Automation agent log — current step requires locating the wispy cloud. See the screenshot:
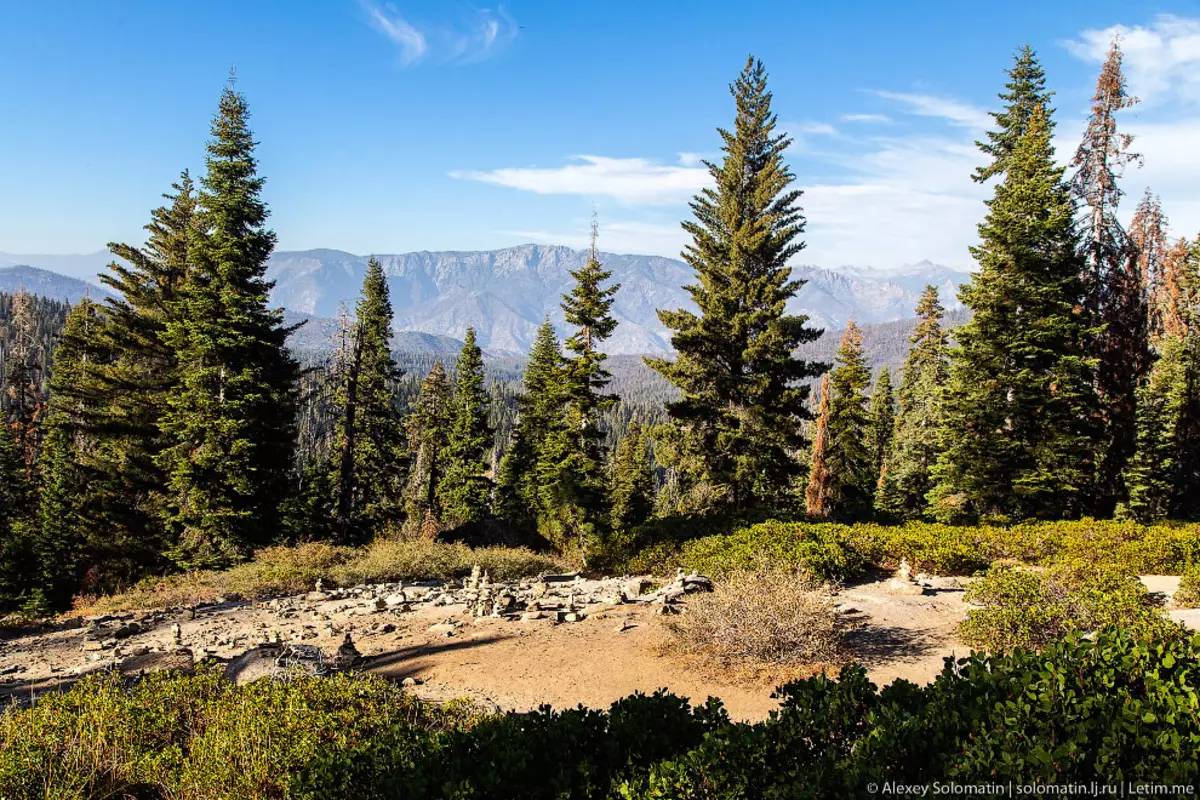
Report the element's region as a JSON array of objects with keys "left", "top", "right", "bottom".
[
  {"left": 1062, "top": 14, "right": 1200, "bottom": 104},
  {"left": 503, "top": 220, "right": 689, "bottom": 255},
  {"left": 841, "top": 113, "right": 893, "bottom": 124},
  {"left": 873, "top": 90, "right": 991, "bottom": 130},
  {"left": 788, "top": 121, "right": 839, "bottom": 136},
  {"left": 361, "top": 2, "right": 518, "bottom": 67},
  {"left": 451, "top": 155, "right": 709, "bottom": 205},
  {"left": 364, "top": 2, "right": 426, "bottom": 66}
]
